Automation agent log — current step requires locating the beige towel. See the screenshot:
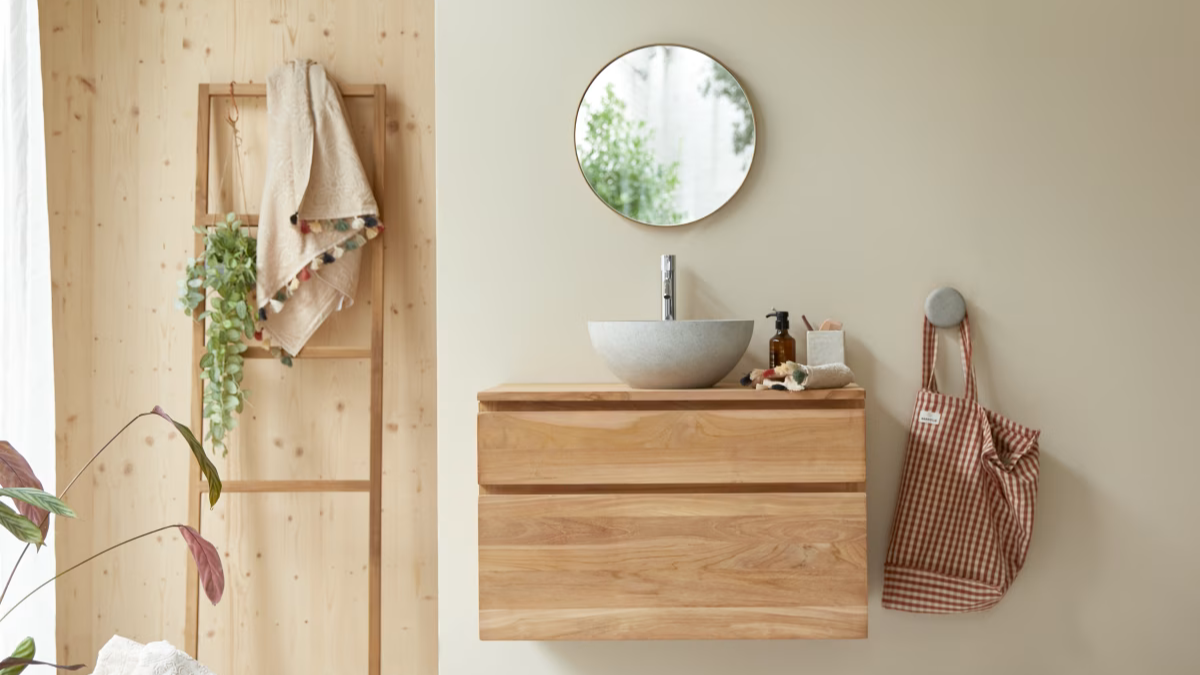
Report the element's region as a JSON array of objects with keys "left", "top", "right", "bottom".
[{"left": 256, "top": 60, "right": 380, "bottom": 356}]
